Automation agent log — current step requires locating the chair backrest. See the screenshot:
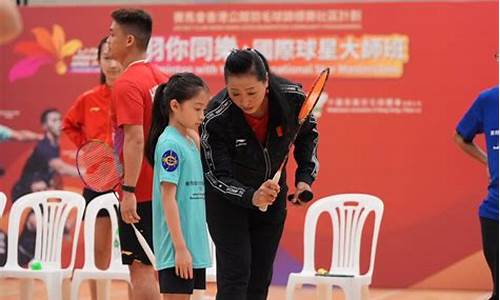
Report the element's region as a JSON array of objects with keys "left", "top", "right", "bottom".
[
  {"left": 302, "top": 194, "right": 384, "bottom": 277},
  {"left": 5, "top": 190, "right": 85, "bottom": 270},
  {"left": 0, "top": 192, "right": 6, "bottom": 217},
  {"left": 81, "top": 193, "right": 124, "bottom": 270}
]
